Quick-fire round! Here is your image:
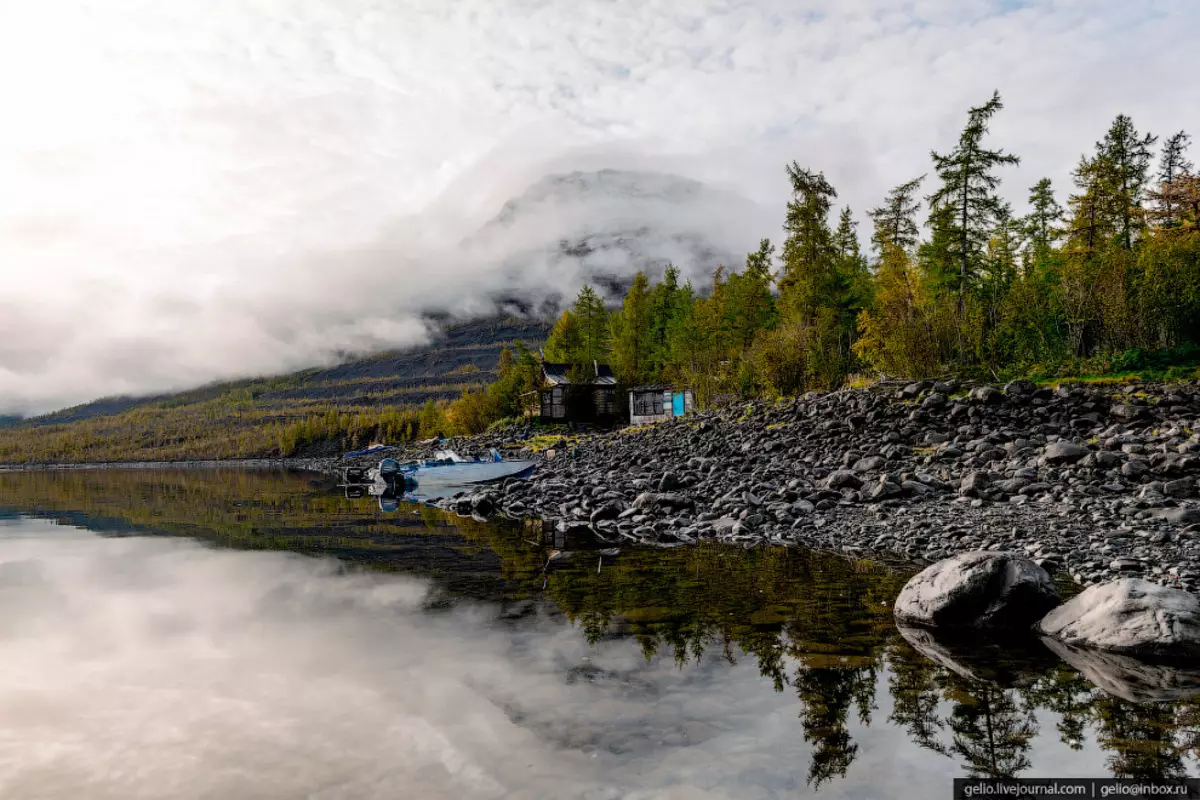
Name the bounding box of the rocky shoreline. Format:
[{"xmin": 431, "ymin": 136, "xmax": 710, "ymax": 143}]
[{"xmin": 334, "ymin": 379, "xmax": 1200, "ymax": 594}]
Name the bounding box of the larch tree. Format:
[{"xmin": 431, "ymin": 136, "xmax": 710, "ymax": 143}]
[
  {"xmin": 1148, "ymin": 131, "xmax": 1194, "ymax": 230},
  {"xmin": 926, "ymin": 91, "xmax": 1020, "ymax": 307},
  {"xmin": 1095, "ymin": 115, "xmax": 1157, "ymax": 250},
  {"xmin": 610, "ymin": 271, "xmax": 653, "ymax": 385},
  {"xmin": 543, "ymin": 310, "xmax": 583, "ymax": 364},
  {"xmin": 571, "ymin": 285, "xmax": 611, "ymax": 370},
  {"xmin": 868, "ymin": 175, "xmax": 925, "ymax": 255},
  {"xmin": 1022, "ymin": 178, "xmax": 1063, "ymax": 275},
  {"xmin": 778, "ymin": 163, "xmax": 838, "ymax": 322}
]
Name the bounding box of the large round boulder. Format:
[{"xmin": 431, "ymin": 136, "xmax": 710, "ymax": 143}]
[
  {"xmin": 1036, "ymin": 579, "xmax": 1200, "ymax": 661},
  {"xmin": 894, "ymin": 551, "xmax": 1061, "ymax": 630}
]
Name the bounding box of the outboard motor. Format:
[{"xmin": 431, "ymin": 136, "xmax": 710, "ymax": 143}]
[
  {"xmin": 344, "ymin": 466, "xmax": 366, "ymax": 484},
  {"xmin": 377, "ymin": 458, "xmax": 402, "ymax": 484}
]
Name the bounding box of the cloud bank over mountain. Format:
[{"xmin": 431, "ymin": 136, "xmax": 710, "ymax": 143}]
[{"xmin": 1, "ymin": 0, "xmax": 1197, "ymax": 414}]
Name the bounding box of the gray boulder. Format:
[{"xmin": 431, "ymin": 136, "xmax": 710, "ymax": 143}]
[
  {"xmin": 969, "ymin": 386, "xmax": 1004, "ymax": 405},
  {"xmin": 1003, "ymin": 379, "xmax": 1037, "ymax": 397},
  {"xmin": 825, "ymin": 470, "xmax": 863, "ymax": 490},
  {"xmin": 1036, "ymin": 579, "xmax": 1200, "ymax": 660},
  {"xmin": 1040, "ymin": 441, "xmax": 1089, "ymax": 466},
  {"xmin": 894, "ymin": 551, "xmax": 1061, "ymax": 630},
  {"xmin": 1149, "ymin": 507, "xmax": 1200, "ymax": 526},
  {"xmin": 1110, "ymin": 404, "xmax": 1147, "ymax": 422}
]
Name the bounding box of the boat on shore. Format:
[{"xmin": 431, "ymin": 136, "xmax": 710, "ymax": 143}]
[{"xmin": 352, "ymin": 449, "xmax": 536, "ymax": 490}]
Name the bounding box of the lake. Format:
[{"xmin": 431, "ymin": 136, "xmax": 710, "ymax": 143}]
[{"xmin": 0, "ymin": 468, "xmax": 1197, "ymax": 799}]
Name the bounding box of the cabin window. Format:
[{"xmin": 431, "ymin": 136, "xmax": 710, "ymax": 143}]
[{"xmin": 633, "ymin": 391, "xmax": 665, "ymax": 417}]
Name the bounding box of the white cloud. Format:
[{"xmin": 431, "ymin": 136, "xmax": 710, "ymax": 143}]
[{"xmin": 0, "ymin": 0, "xmax": 1197, "ymax": 413}]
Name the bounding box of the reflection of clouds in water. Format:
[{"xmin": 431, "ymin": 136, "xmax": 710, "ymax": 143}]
[{"xmin": 0, "ymin": 518, "xmax": 1119, "ymax": 799}]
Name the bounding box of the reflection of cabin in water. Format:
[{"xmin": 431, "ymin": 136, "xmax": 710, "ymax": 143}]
[
  {"xmin": 538, "ymin": 362, "xmax": 627, "ymax": 426},
  {"xmin": 629, "ymin": 386, "xmax": 694, "ymax": 425}
]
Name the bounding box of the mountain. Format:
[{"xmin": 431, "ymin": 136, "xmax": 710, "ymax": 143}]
[{"xmin": 461, "ymin": 169, "xmax": 766, "ymax": 305}]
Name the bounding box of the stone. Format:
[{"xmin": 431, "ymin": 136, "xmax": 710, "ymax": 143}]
[
  {"xmin": 1149, "ymin": 507, "xmax": 1200, "ymax": 526},
  {"xmin": 1110, "ymin": 404, "xmax": 1147, "ymax": 422},
  {"xmin": 658, "ymin": 472, "xmax": 683, "ymax": 491},
  {"xmin": 1164, "ymin": 478, "xmax": 1196, "ymax": 499},
  {"xmin": 853, "ymin": 456, "xmax": 886, "ymax": 473},
  {"xmin": 1040, "ymin": 441, "xmax": 1089, "ymax": 466},
  {"xmin": 893, "ymin": 551, "xmax": 1061, "ymax": 630},
  {"xmin": 1037, "ymin": 579, "xmax": 1200, "ymax": 660},
  {"xmin": 959, "ymin": 471, "xmax": 991, "ymax": 496},
  {"xmin": 1003, "ymin": 379, "xmax": 1037, "ymax": 397},
  {"xmin": 824, "ymin": 470, "xmax": 863, "ymax": 490},
  {"xmin": 969, "ymin": 386, "xmax": 1004, "ymax": 405}
]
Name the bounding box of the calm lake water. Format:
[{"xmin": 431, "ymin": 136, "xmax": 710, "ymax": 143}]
[{"xmin": 0, "ymin": 468, "xmax": 1197, "ymax": 799}]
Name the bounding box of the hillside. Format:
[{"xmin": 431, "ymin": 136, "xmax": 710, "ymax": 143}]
[{"xmin": 0, "ymin": 316, "xmax": 549, "ymax": 465}]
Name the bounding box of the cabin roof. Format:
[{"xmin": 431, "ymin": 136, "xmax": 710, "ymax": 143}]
[{"xmin": 541, "ymin": 362, "xmax": 617, "ymax": 386}]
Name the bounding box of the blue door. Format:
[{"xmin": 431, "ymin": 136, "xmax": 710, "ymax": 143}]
[{"xmin": 672, "ymin": 392, "xmax": 685, "ymax": 416}]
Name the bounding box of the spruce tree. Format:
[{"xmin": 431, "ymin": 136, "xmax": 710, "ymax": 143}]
[{"xmin": 926, "ymin": 91, "xmax": 1020, "ymax": 306}]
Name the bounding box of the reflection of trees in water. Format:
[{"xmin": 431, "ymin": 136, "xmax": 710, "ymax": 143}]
[
  {"xmin": 1095, "ymin": 698, "xmax": 1190, "ymax": 779},
  {"xmin": 945, "ymin": 682, "xmax": 1036, "ymax": 778},
  {"xmin": 887, "ymin": 637, "xmax": 949, "ymax": 755},
  {"xmin": 4, "ymin": 467, "xmax": 1200, "ymax": 787},
  {"xmin": 793, "ymin": 657, "xmax": 878, "ymax": 787}
]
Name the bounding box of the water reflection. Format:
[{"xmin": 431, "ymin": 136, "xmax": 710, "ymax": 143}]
[{"xmin": 1, "ymin": 467, "xmax": 1198, "ymax": 795}]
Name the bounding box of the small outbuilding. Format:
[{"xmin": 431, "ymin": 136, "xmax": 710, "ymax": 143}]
[
  {"xmin": 538, "ymin": 362, "xmax": 627, "ymax": 426},
  {"xmin": 628, "ymin": 386, "xmax": 694, "ymax": 425}
]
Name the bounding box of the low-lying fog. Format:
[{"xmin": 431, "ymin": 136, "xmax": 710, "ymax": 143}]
[{"xmin": 0, "ymin": 518, "xmax": 1104, "ymax": 799}]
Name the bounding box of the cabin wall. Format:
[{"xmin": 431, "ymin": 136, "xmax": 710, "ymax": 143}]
[{"xmin": 629, "ymin": 389, "xmax": 693, "ymax": 425}]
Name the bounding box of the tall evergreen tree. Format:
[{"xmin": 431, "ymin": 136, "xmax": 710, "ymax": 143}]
[
  {"xmin": 1095, "ymin": 114, "xmax": 1157, "ymax": 250},
  {"xmin": 868, "ymin": 175, "xmax": 925, "ymax": 254},
  {"xmin": 778, "ymin": 163, "xmax": 838, "ymax": 321},
  {"xmin": 1151, "ymin": 131, "xmax": 1193, "ymax": 229},
  {"xmin": 926, "ymin": 91, "xmax": 1020, "ymax": 305},
  {"xmin": 543, "ymin": 310, "xmax": 583, "ymax": 364},
  {"xmin": 571, "ymin": 284, "xmax": 611, "ymax": 369},
  {"xmin": 725, "ymin": 240, "xmax": 778, "ymax": 351},
  {"xmin": 610, "ymin": 271, "xmax": 653, "ymax": 385},
  {"xmin": 1023, "ymin": 178, "xmax": 1063, "ymax": 273}
]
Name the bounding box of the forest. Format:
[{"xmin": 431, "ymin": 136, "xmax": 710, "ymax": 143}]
[{"xmin": 2, "ymin": 92, "xmax": 1198, "ymax": 462}]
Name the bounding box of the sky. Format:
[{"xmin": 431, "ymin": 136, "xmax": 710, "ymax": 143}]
[{"xmin": 1, "ymin": 0, "xmax": 1198, "ymax": 415}]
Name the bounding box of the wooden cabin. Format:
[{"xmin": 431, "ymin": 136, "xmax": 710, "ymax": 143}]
[{"xmin": 538, "ymin": 362, "xmax": 627, "ymax": 426}]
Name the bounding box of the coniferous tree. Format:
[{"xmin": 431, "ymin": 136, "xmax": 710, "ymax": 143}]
[
  {"xmin": 778, "ymin": 164, "xmax": 839, "ymax": 322},
  {"xmin": 571, "ymin": 285, "xmax": 611, "ymax": 370},
  {"xmin": 610, "ymin": 271, "xmax": 653, "ymax": 385},
  {"xmin": 725, "ymin": 240, "xmax": 778, "ymax": 352},
  {"xmin": 1023, "ymin": 178, "xmax": 1063, "ymax": 275},
  {"xmin": 1095, "ymin": 115, "xmax": 1157, "ymax": 250},
  {"xmin": 868, "ymin": 175, "xmax": 925, "ymax": 254},
  {"xmin": 1149, "ymin": 131, "xmax": 1194, "ymax": 230},
  {"xmin": 926, "ymin": 91, "xmax": 1020, "ymax": 305},
  {"xmin": 543, "ymin": 310, "xmax": 584, "ymax": 365}
]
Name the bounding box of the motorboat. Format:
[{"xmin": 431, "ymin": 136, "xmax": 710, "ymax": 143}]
[{"xmin": 361, "ymin": 449, "xmax": 535, "ymax": 490}]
